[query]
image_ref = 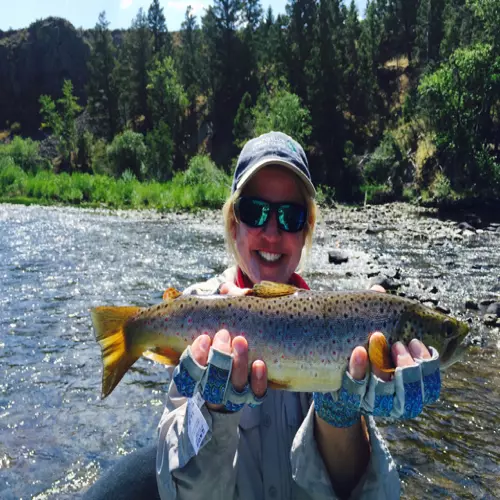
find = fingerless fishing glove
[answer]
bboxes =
[173,345,266,412]
[314,347,441,427]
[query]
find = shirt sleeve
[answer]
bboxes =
[156,377,243,500]
[290,404,400,500]
[157,266,241,500]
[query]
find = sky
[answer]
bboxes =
[0,0,368,32]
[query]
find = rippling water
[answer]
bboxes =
[0,203,498,499]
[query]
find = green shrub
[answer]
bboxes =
[0,156,28,195]
[71,173,95,202]
[253,87,312,146]
[429,171,457,202]
[0,136,45,173]
[76,131,94,172]
[92,138,111,175]
[175,155,230,188]
[363,132,408,197]
[107,130,147,180]
[145,122,174,181]
[315,185,336,207]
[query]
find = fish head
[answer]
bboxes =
[398,306,470,369]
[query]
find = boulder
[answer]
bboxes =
[328,250,349,265]
[485,302,500,317]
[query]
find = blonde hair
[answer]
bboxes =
[222,176,318,278]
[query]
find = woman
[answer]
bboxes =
[156,132,436,500]
[84,131,437,500]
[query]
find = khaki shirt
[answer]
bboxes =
[156,268,400,499]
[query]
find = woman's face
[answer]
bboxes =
[233,166,307,284]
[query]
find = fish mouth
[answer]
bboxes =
[441,336,459,366]
[440,335,469,369]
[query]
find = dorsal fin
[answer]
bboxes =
[251,281,297,298]
[163,287,182,301]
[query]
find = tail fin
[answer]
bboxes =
[91,306,142,398]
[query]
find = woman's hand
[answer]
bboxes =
[349,285,432,383]
[314,285,437,428]
[188,282,268,411]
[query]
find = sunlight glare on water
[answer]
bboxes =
[0,203,498,499]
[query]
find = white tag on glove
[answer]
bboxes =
[187,395,208,455]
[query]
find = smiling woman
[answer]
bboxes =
[84,132,441,500]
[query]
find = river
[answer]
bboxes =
[0,202,498,499]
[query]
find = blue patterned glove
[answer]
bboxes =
[172,345,266,411]
[314,347,441,426]
[314,371,368,427]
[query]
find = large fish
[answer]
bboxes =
[91,282,469,398]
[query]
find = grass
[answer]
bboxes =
[0,160,231,211]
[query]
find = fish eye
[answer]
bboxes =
[442,319,455,338]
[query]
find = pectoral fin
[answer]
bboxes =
[368,334,395,374]
[143,347,180,366]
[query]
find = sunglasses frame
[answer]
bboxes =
[234,196,307,233]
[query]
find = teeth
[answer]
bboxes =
[258,251,282,262]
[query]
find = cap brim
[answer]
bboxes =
[235,158,316,198]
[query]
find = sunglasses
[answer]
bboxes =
[234,197,307,233]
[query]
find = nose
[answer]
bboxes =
[262,210,280,240]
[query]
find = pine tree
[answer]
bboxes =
[202,0,254,166]
[40,80,82,171]
[179,6,204,102]
[415,0,445,64]
[86,11,119,139]
[306,0,347,187]
[148,0,171,56]
[119,8,154,129]
[286,0,317,102]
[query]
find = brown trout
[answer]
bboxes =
[91,282,469,398]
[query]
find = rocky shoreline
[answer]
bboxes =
[319,203,500,341]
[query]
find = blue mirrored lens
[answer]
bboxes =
[237,198,306,233]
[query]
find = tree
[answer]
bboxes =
[286,0,317,101]
[467,0,500,49]
[233,91,254,147]
[86,11,120,139]
[40,80,82,171]
[119,8,154,129]
[415,0,446,64]
[145,121,175,181]
[252,86,312,146]
[147,56,188,132]
[179,6,204,102]
[418,43,500,194]
[202,0,255,166]
[148,0,171,56]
